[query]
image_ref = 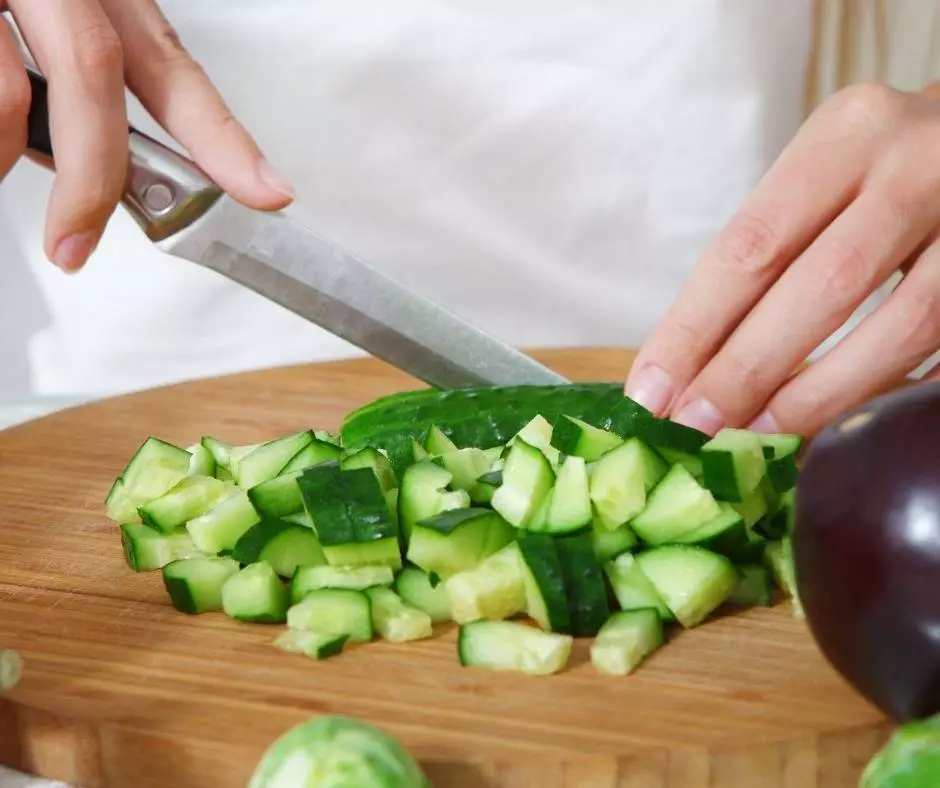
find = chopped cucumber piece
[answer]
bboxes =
[221,561,289,623]
[729,564,774,606]
[458,620,572,676]
[398,460,470,544]
[512,415,560,467]
[491,438,555,528]
[758,433,802,493]
[233,519,326,577]
[106,477,140,523]
[556,534,610,637]
[630,464,721,545]
[283,510,314,529]
[671,502,747,557]
[550,416,623,461]
[445,542,526,624]
[232,431,314,489]
[163,556,240,614]
[604,552,672,620]
[730,487,769,529]
[341,447,397,492]
[425,425,459,455]
[754,489,794,540]
[394,566,452,624]
[701,428,767,503]
[590,609,663,676]
[439,448,492,492]
[408,507,514,580]
[635,546,737,628]
[138,475,232,533]
[282,437,343,474]
[272,630,348,660]
[291,565,394,604]
[516,534,570,633]
[365,586,433,642]
[287,588,373,642]
[765,537,803,618]
[120,522,201,571]
[539,455,591,535]
[248,472,305,519]
[200,436,232,471]
[591,517,637,563]
[186,443,216,477]
[656,447,703,479]
[186,490,260,554]
[120,437,192,504]
[589,439,650,530]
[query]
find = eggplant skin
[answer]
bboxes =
[793,380,940,723]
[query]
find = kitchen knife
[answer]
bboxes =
[23,68,568,390]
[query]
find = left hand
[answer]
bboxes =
[626,80,940,438]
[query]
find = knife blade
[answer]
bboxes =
[23,68,568,389]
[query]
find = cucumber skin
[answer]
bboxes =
[556,535,610,637]
[516,534,572,634]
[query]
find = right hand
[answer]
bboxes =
[1,1,295,273]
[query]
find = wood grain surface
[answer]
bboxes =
[0,348,891,787]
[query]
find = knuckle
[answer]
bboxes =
[722,354,770,399]
[813,239,872,308]
[73,24,124,76]
[151,21,192,66]
[828,81,904,132]
[711,214,781,275]
[894,287,940,352]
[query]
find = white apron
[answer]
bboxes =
[0,0,814,397]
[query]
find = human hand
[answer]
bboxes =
[626,80,940,438]
[0,1,294,273]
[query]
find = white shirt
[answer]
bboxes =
[0,0,814,397]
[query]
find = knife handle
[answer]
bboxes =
[25,67,223,242]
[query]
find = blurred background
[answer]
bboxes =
[1,0,939,416]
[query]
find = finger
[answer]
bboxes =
[10,0,128,272]
[0,19,30,179]
[753,236,940,437]
[625,84,898,418]
[98,0,293,210]
[669,177,939,432]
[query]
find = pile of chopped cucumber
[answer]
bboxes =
[105,383,803,678]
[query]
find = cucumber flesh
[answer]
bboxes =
[550,416,623,461]
[425,425,459,455]
[516,534,571,634]
[590,608,664,676]
[247,472,305,519]
[120,523,200,572]
[541,455,591,535]
[272,630,348,660]
[630,464,721,545]
[397,460,470,543]
[365,586,433,642]
[186,490,260,554]
[282,438,343,474]
[604,552,672,620]
[290,565,394,604]
[286,588,373,643]
[407,507,513,580]
[340,447,398,493]
[221,561,290,623]
[394,566,452,624]
[163,556,240,614]
[458,620,573,676]
[186,443,216,477]
[589,439,649,530]
[758,433,802,493]
[120,437,192,505]
[138,475,232,533]
[591,517,637,563]
[439,448,492,493]
[445,543,526,624]
[672,502,747,557]
[491,438,555,528]
[233,519,326,578]
[233,431,313,489]
[635,546,738,628]
[701,428,767,503]
[729,563,774,607]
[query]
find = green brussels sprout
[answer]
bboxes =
[861,714,940,787]
[248,715,430,788]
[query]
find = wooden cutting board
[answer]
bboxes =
[0,348,891,788]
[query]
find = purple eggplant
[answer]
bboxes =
[792,380,940,722]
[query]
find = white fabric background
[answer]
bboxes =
[0,1,814,785]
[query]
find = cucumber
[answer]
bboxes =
[458,620,573,676]
[511,415,561,468]
[758,433,802,493]
[290,565,394,604]
[394,566,452,624]
[439,448,492,493]
[407,507,514,580]
[298,464,401,570]
[398,461,471,543]
[340,447,398,493]
[540,455,591,535]
[589,439,652,530]
[604,552,672,620]
[591,517,637,563]
[186,443,216,477]
[119,437,192,505]
[282,437,343,474]
[730,486,769,529]
[247,472,305,519]
[283,511,314,529]
[221,561,290,623]
[200,436,232,471]
[701,428,767,503]
[272,630,348,660]
[516,534,570,633]
[106,478,140,523]
[231,431,314,489]
[754,489,794,540]
[138,475,232,533]
[630,464,721,545]
[491,438,555,528]
[582,391,652,438]
[365,586,433,642]
[556,534,610,637]
[425,425,459,455]
[765,537,803,618]
[671,503,747,557]
[656,447,703,479]
[550,416,623,461]
[590,609,664,676]
[445,542,526,624]
[634,546,738,628]
[162,556,240,614]
[120,523,200,571]
[186,490,260,554]
[232,519,326,577]
[729,563,774,606]
[286,588,373,642]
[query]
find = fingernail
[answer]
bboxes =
[748,409,780,434]
[625,365,675,415]
[673,397,725,435]
[53,231,98,273]
[258,158,295,199]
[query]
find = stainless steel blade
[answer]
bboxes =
[156,196,569,389]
